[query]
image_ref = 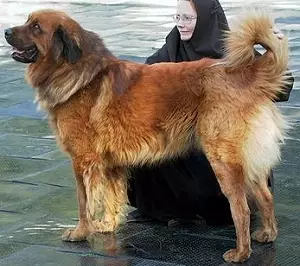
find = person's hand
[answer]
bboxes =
[272,28,284,40]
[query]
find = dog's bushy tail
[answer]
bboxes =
[223,8,290,97]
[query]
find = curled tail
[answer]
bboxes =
[222,9,292,183]
[223,8,290,96]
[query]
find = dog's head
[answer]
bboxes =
[4,9,135,107]
[4,9,82,64]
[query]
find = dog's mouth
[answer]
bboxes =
[10,45,38,63]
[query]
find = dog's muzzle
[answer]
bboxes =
[4,28,38,64]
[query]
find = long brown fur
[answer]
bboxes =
[6,8,291,263]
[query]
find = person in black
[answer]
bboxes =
[127,0,294,225]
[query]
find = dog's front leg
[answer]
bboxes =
[91,167,129,233]
[62,159,92,242]
[61,154,128,240]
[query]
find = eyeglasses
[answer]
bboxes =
[173,14,197,24]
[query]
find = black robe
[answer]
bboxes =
[128,0,294,224]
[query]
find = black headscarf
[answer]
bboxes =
[167,0,229,62]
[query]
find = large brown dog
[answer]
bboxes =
[4,8,290,263]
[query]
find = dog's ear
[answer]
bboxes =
[51,28,64,63]
[52,25,82,64]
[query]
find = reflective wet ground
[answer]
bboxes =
[0,0,300,265]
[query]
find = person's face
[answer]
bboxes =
[175,1,197,41]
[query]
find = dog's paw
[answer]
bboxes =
[251,228,277,243]
[223,248,251,263]
[61,228,89,242]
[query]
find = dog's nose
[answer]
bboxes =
[4,28,13,39]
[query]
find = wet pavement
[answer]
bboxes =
[0,1,300,265]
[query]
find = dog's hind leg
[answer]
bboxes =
[242,104,287,243]
[203,146,252,263]
[248,179,278,243]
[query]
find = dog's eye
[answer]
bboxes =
[31,22,42,35]
[32,23,40,30]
